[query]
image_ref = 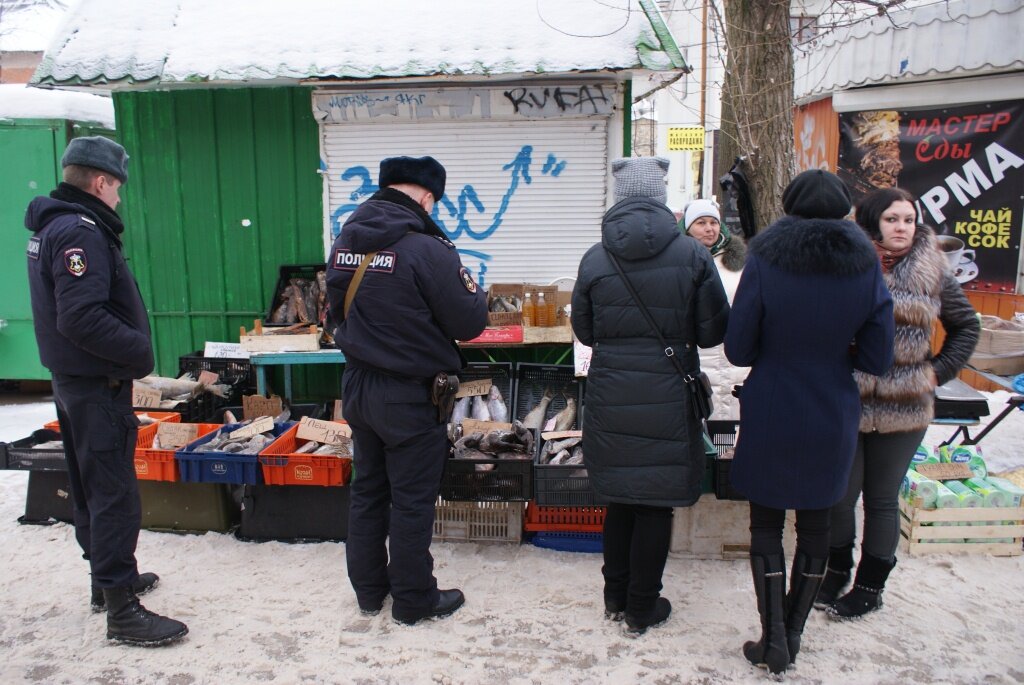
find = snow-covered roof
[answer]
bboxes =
[0,0,75,52]
[0,83,113,127]
[31,0,686,90]
[793,0,1024,103]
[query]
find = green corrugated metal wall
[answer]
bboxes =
[113,88,331,395]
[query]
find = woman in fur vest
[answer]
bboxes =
[681,199,748,418]
[724,170,895,676]
[818,187,980,619]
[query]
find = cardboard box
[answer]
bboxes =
[968,352,1024,376]
[487,284,524,327]
[462,326,524,345]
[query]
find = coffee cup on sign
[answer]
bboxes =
[936,235,976,271]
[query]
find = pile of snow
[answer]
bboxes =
[0,83,114,127]
[0,0,77,52]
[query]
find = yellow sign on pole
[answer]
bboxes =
[667,127,705,152]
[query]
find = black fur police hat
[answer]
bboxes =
[379,156,446,201]
[61,136,129,183]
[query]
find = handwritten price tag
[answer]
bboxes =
[132,383,162,408]
[243,395,283,421]
[204,341,249,359]
[297,416,352,444]
[460,418,512,434]
[157,422,199,449]
[456,378,492,398]
[229,416,274,439]
[917,463,973,481]
[540,430,583,441]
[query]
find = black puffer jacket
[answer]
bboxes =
[572,197,729,507]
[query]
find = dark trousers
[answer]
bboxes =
[749,503,830,558]
[602,502,674,612]
[830,429,925,561]
[342,366,447,619]
[51,373,141,588]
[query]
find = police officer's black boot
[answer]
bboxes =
[393,589,465,626]
[104,587,188,646]
[784,550,827,664]
[826,553,895,620]
[813,543,854,609]
[742,552,789,676]
[91,572,160,613]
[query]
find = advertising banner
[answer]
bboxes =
[839,100,1023,293]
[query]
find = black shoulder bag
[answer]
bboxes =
[605,250,714,425]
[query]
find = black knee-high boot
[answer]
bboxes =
[601,504,632,621]
[785,550,827,664]
[743,553,790,675]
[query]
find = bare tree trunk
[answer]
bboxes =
[719,0,795,231]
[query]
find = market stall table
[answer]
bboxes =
[249,350,346,403]
[943,365,1024,446]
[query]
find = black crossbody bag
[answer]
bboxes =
[605,250,714,425]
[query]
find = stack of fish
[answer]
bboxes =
[190,420,281,455]
[453,421,535,471]
[135,373,231,409]
[450,385,509,425]
[292,436,353,458]
[538,436,583,465]
[488,294,522,313]
[270,272,328,325]
[521,388,577,432]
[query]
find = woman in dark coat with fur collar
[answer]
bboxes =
[724,170,895,676]
[818,188,979,620]
[572,157,729,636]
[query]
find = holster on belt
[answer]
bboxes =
[430,372,460,424]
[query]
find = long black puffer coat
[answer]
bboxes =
[572,197,729,507]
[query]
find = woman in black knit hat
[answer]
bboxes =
[817,187,979,619]
[724,170,895,676]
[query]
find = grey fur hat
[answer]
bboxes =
[61,136,129,183]
[612,156,669,204]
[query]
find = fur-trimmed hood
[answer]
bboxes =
[749,215,877,276]
[719,234,747,273]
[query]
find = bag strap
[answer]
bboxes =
[343,251,378,319]
[605,249,693,382]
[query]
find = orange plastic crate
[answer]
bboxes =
[44,410,182,433]
[259,423,352,487]
[134,422,221,482]
[524,504,607,533]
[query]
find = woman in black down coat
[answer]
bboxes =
[572,157,729,636]
[724,170,895,675]
[818,188,979,620]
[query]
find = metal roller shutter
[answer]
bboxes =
[321,118,609,287]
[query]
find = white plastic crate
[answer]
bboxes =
[433,498,524,543]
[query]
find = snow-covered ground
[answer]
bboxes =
[0,392,1021,684]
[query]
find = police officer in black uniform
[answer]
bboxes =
[326,156,488,625]
[25,137,188,646]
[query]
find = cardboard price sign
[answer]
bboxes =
[197,370,220,386]
[917,463,974,481]
[157,422,200,449]
[540,430,582,441]
[242,395,283,421]
[229,416,274,439]
[460,418,512,434]
[204,341,249,359]
[132,383,162,408]
[297,416,352,444]
[456,378,492,398]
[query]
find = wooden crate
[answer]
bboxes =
[670,495,796,560]
[899,498,1024,557]
[433,498,524,543]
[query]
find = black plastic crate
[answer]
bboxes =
[4,430,66,471]
[512,363,582,431]
[136,393,208,423]
[457,362,514,418]
[533,463,606,506]
[440,458,533,502]
[178,351,257,391]
[19,470,74,525]
[139,481,240,534]
[265,263,327,327]
[237,484,350,542]
[707,420,746,501]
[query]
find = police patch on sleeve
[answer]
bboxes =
[27,236,41,260]
[64,248,87,277]
[460,267,478,293]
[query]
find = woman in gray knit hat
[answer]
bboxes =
[572,157,729,635]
